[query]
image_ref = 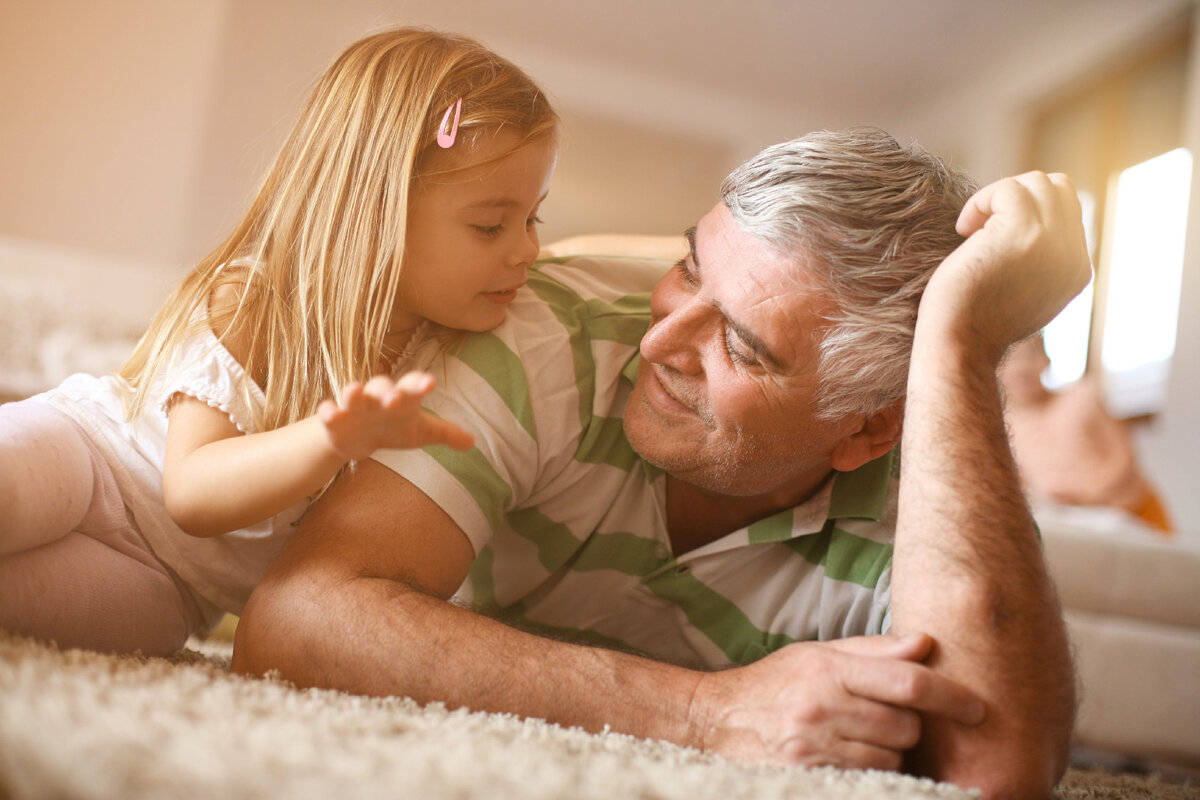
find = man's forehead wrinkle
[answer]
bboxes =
[749,295,811,374]
[713,284,785,370]
[693,213,794,371]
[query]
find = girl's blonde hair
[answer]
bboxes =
[121,28,558,431]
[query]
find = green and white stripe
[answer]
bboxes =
[374,256,896,670]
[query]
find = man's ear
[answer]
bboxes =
[830,400,904,473]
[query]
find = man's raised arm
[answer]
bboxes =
[892,172,1092,799]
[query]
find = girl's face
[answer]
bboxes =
[395,129,557,337]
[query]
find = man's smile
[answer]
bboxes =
[641,360,701,421]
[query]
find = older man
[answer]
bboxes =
[233,130,1089,799]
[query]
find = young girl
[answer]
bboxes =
[0,28,559,656]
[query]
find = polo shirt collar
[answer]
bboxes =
[742,448,896,547]
[827,448,895,522]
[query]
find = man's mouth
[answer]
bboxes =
[644,362,697,417]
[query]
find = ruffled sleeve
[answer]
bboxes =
[156,329,266,434]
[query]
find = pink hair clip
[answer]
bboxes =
[437,97,463,148]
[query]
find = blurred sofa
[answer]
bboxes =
[1036,503,1200,770]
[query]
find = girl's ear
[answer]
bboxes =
[829,401,904,473]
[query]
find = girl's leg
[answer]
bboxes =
[0,401,197,655]
[0,532,193,656]
[0,400,98,555]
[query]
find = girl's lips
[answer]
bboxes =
[483,282,525,304]
[483,288,519,305]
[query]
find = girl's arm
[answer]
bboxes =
[162,373,474,538]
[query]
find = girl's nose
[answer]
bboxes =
[509,225,540,271]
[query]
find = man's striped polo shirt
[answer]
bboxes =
[374,255,896,670]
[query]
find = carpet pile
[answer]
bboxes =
[0,631,1192,799]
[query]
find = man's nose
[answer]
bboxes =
[641,293,706,375]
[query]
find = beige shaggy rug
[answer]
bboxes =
[0,630,1193,800]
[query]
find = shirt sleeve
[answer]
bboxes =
[156,331,265,434]
[371,323,567,557]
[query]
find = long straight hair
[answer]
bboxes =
[120,28,558,431]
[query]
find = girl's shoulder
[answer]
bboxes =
[205,278,254,372]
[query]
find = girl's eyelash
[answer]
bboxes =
[475,216,543,237]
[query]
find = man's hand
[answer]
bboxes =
[318,372,475,461]
[920,171,1092,361]
[687,634,984,772]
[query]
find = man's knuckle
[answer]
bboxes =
[896,711,921,748]
[792,701,826,726]
[782,695,830,729]
[777,738,821,765]
[895,669,929,700]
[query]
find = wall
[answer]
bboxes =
[1,0,1197,527]
[1142,7,1200,532]
[0,0,229,267]
[0,0,742,269]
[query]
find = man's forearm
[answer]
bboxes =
[233,557,702,746]
[897,328,1075,791]
[892,319,1075,798]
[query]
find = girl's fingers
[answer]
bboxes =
[395,371,436,395]
[317,399,340,424]
[386,372,437,411]
[339,381,365,410]
[422,415,474,451]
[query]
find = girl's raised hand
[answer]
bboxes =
[317,372,474,462]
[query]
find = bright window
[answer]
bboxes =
[1042,190,1095,389]
[1026,23,1191,416]
[1102,148,1192,372]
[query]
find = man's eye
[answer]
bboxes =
[674,259,698,287]
[724,327,756,366]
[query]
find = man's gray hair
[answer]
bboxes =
[721,128,978,421]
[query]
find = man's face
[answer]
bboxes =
[624,202,865,499]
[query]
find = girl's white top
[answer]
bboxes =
[38,327,308,616]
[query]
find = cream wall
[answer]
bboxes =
[0,0,229,265]
[0,0,740,268]
[1,0,1197,527]
[1144,7,1200,533]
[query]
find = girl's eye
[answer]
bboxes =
[674,259,699,288]
[526,215,544,228]
[724,327,756,366]
[474,224,503,237]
